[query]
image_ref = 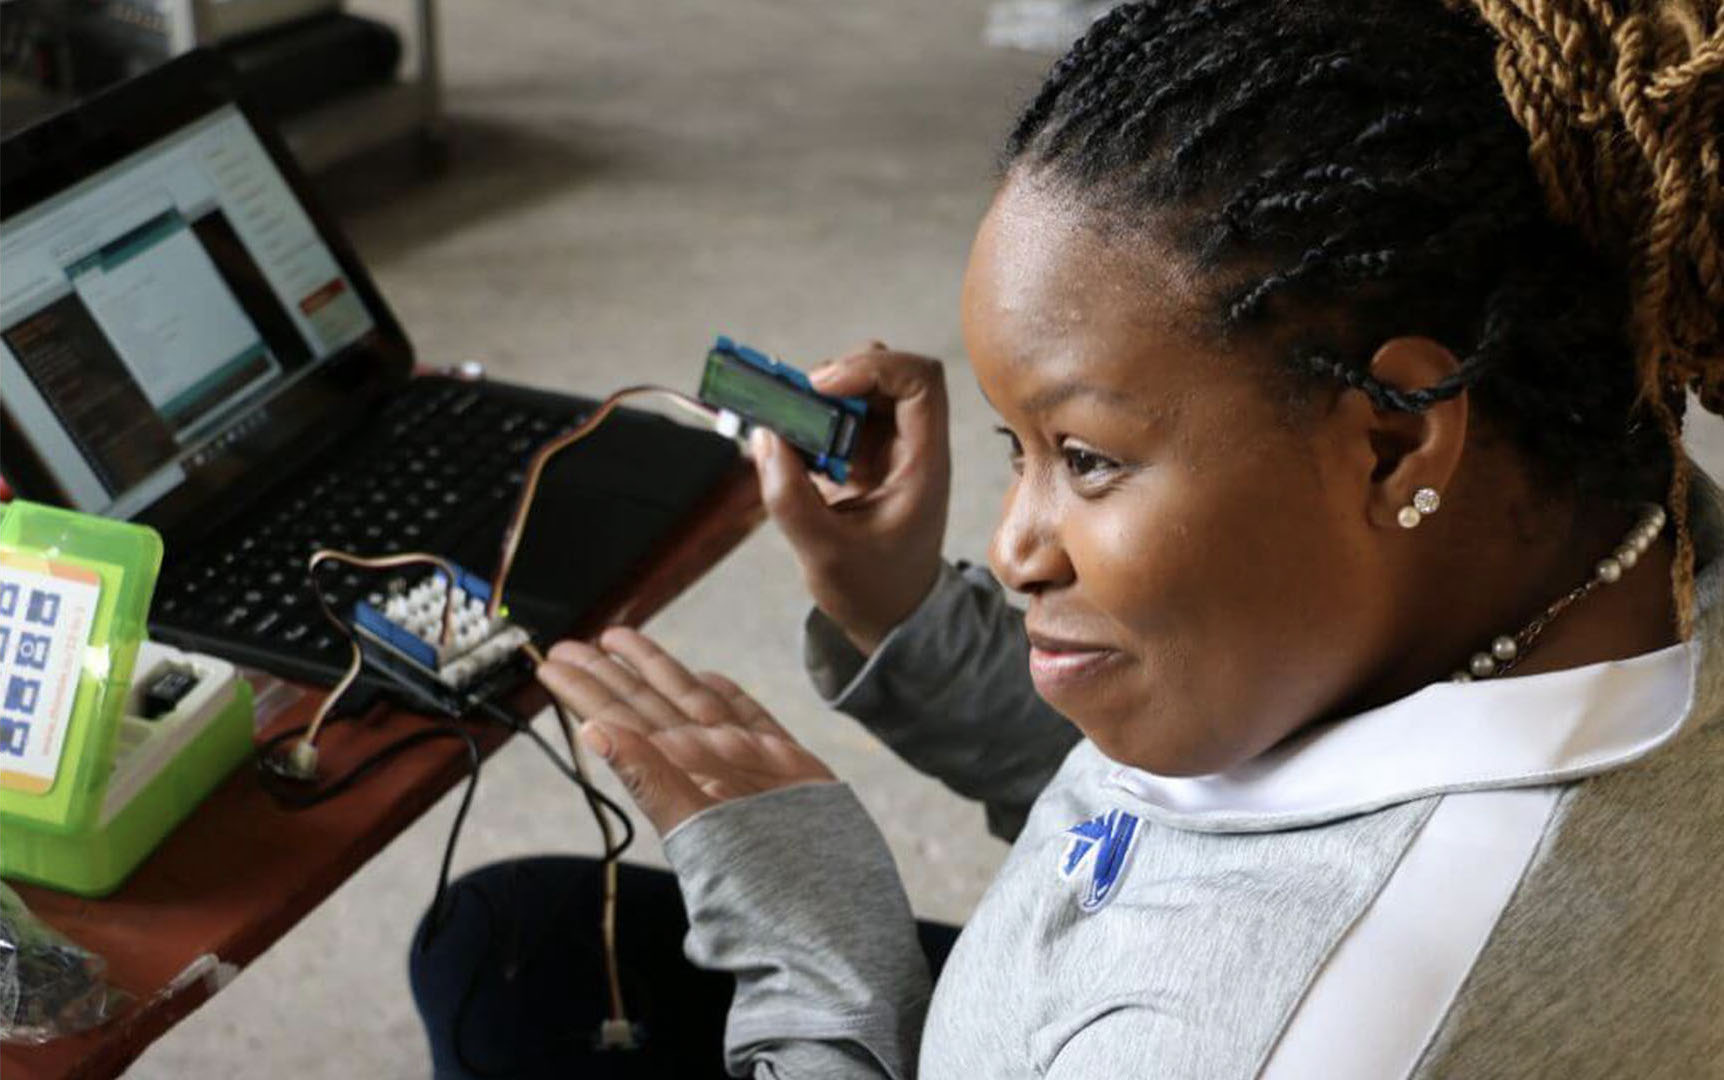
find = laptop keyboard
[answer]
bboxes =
[151,379,586,682]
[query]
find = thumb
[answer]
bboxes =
[582,722,712,835]
[751,429,840,552]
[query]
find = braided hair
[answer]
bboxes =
[1004,0,1723,633]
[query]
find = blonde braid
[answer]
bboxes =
[1456,0,1724,635]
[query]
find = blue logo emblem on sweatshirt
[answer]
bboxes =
[1060,808,1140,912]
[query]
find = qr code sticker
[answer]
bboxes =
[0,553,101,794]
[5,675,41,713]
[14,632,50,671]
[0,713,28,756]
[25,589,60,626]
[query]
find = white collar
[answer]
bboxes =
[1105,641,1697,833]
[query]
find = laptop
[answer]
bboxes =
[0,50,738,689]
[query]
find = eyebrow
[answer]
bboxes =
[1020,380,1135,415]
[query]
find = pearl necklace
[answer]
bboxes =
[1451,503,1667,682]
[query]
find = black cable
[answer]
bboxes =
[473,698,637,859]
[254,582,642,1064]
[275,549,642,1063]
[256,676,634,952]
[258,719,481,942]
[434,698,643,1073]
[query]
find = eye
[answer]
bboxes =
[1060,441,1118,479]
[994,426,1024,473]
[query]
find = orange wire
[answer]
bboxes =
[296,379,715,1026]
[298,549,468,750]
[485,387,714,619]
[519,642,624,1020]
[296,383,714,749]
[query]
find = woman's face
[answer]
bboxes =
[962,176,1398,776]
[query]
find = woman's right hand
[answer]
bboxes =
[753,343,950,656]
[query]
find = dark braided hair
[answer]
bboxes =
[1004,0,1676,508]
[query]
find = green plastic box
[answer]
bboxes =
[0,501,253,896]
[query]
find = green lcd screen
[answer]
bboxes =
[700,350,839,454]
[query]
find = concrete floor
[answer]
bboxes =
[127,2,1724,1075]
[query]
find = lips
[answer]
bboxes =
[1026,628,1121,692]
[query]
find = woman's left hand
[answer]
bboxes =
[535,627,837,835]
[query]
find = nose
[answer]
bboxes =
[989,477,1073,595]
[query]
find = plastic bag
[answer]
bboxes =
[0,881,119,1043]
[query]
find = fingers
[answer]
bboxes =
[816,340,888,369]
[753,429,844,554]
[581,722,714,835]
[809,348,948,468]
[809,344,936,403]
[543,639,682,731]
[543,632,741,732]
[538,654,640,732]
[697,670,780,735]
[598,627,733,727]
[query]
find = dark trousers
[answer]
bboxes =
[409,856,959,1079]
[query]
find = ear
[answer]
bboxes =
[1331,337,1469,529]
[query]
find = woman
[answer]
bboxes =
[412,0,1724,1075]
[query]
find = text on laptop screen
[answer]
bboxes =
[0,105,376,516]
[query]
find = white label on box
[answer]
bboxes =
[0,553,102,795]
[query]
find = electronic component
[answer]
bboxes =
[351,561,529,716]
[597,1017,645,1051]
[698,337,867,482]
[140,666,198,720]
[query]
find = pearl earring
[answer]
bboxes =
[1398,487,1441,529]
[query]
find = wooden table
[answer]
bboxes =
[1,464,763,1079]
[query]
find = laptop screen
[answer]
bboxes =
[1,104,379,518]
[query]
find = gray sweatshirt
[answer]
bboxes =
[662,479,1724,1078]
